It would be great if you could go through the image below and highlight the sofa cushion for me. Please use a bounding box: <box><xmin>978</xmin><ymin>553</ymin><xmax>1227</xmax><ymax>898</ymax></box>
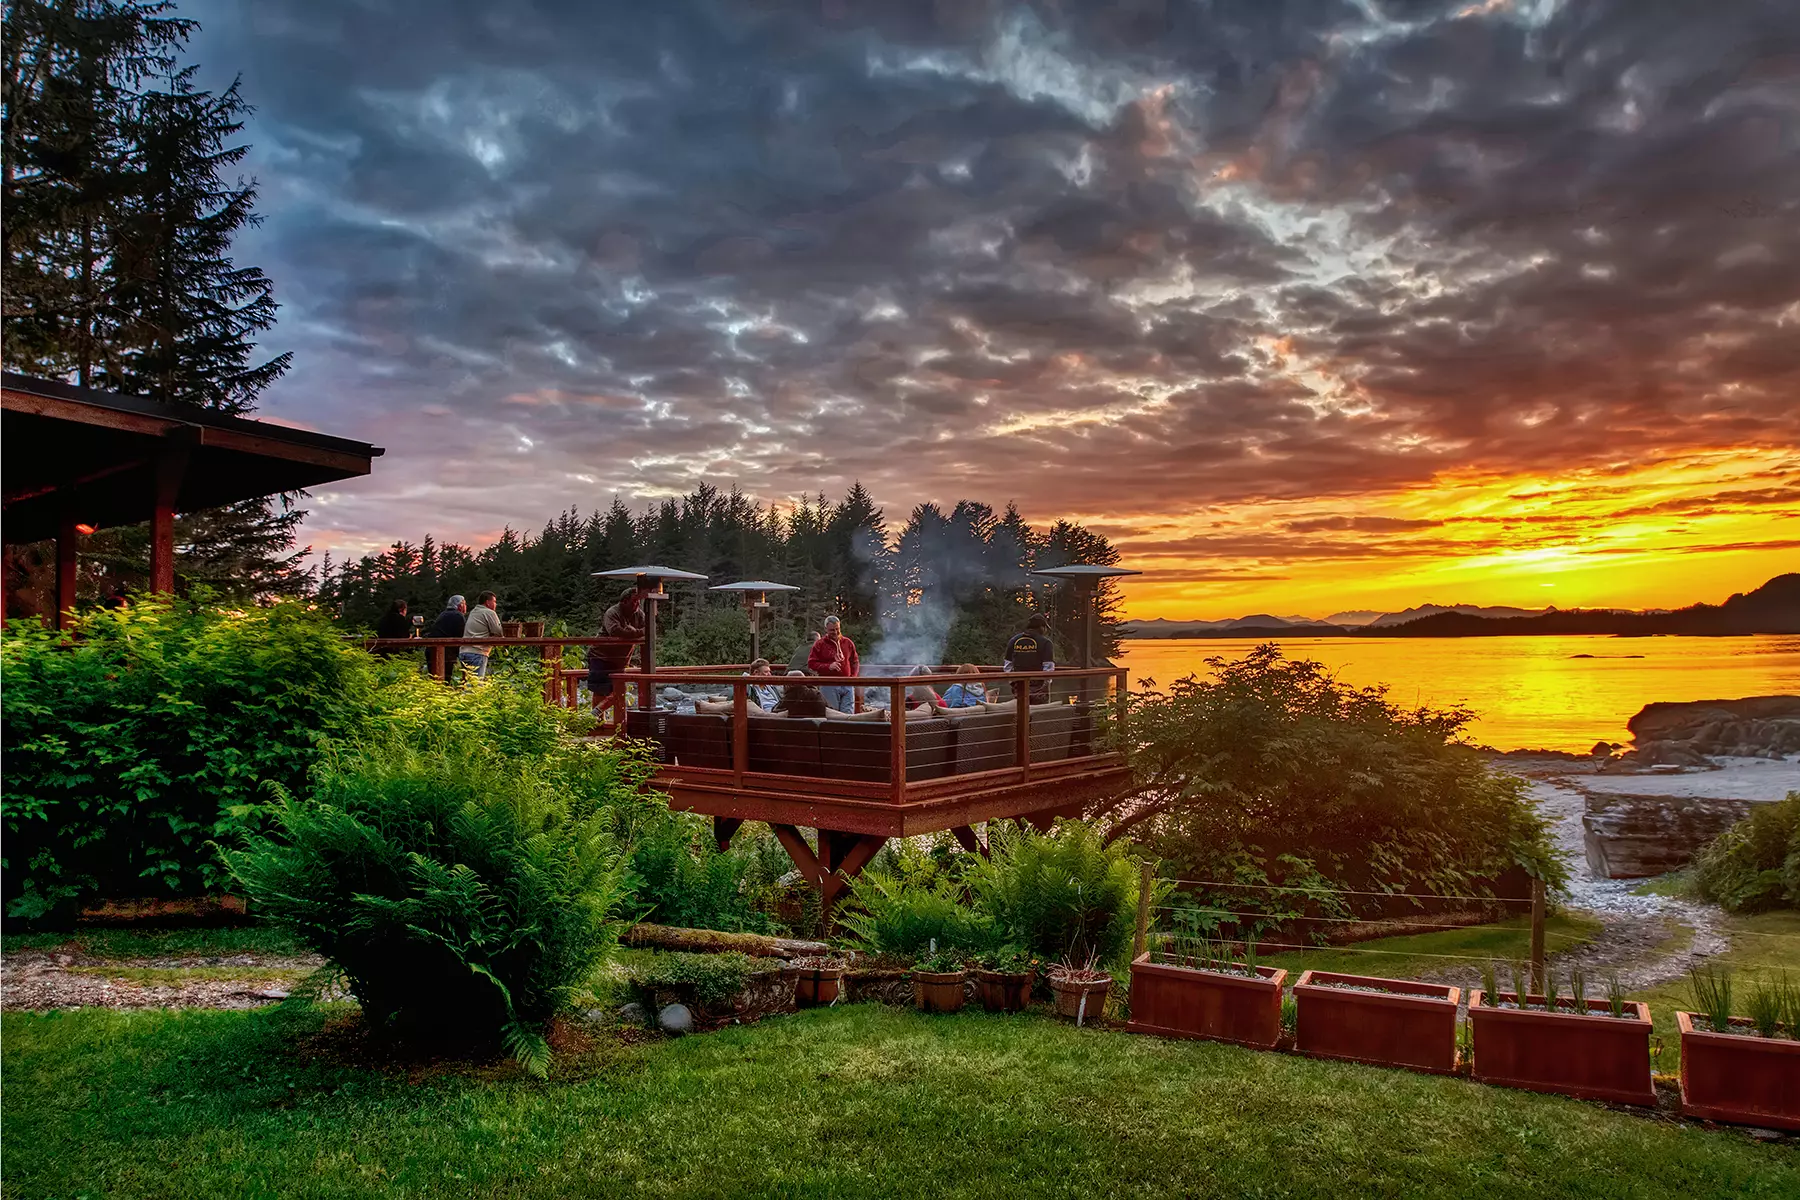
<box><xmin>748</xmin><ymin>716</ymin><xmax>824</xmax><ymax>776</ymax></box>
<box><xmin>950</xmin><ymin>710</ymin><xmax>1018</xmax><ymax>775</ymax></box>
<box><xmin>663</xmin><ymin>712</ymin><xmax>732</xmax><ymax>770</ymax></box>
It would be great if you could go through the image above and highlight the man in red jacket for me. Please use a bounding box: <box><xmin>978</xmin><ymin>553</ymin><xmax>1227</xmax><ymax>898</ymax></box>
<box><xmin>807</xmin><ymin>615</ymin><xmax>861</xmax><ymax>713</ymax></box>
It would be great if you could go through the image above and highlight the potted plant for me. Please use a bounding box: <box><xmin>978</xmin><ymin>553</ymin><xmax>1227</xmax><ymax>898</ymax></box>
<box><xmin>1292</xmin><ymin>969</ymin><xmax>1460</xmax><ymax>1074</ymax></box>
<box><xmin>1047</xmin><ymin>953</ymin><xmax>1112</xmax><ymax>1026</ymax></box>
<box><xmin>1468</xmin><ymin>965</ymin><xmax>1656</xmax><ymax>1106</ymax></box>
<box><xmin>1125</xmin><ymin>931</ymin><xmax>1285</xmax><ymax>1049</ymax></box>
<box><xmin>913</xmin><ymin>948</ymin><xmax>969</xmax><ymax>1014</ymax></box>
<box><xmin>974</xmin><ymin>946</ymin><xmax>1036</xmax><ymax>1013</ymax></box>
<box><xmin>789</xmin><ymin>955</ymin><xmax>847</xmax><ymax>1007</ymax></box>
<box><xmin>1677</xmin><ymin>966</ymin><xmax>1800</xmax><ymax>1131</ymax></box>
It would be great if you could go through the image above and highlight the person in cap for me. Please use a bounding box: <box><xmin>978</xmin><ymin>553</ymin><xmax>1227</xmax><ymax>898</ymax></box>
<box><xmin>589</xmin><ymin>584</ymin><xmax>649</xmax><ymax>713</ymax></box>
<box><xmin>1003</xmin><ymin>614</ymin><xmax>1055</xmax><ymax>704</ymax></box>
<box><xmin>425</xmin><ymin>594</ymin><xmax>468</xmax><ymax>681</ymax></box>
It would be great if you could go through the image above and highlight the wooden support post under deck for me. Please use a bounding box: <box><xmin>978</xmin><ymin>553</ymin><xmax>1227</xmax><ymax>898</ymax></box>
<box><xmin>149</xmin><ymin>446</ymin><xmax>188</xmax><ymax>595</ymax></box>
<box><xmin>55</xmin><ymin>506</ymin><xmax>79</xmax><ymax>630</ymax></box>
<box><xmin>713</xmin><ymin>816</ymin><xmax>743</xmax><ymax>853</ymax></box>
<box><xmin>733</xmin><ymin>681</ymin><xmax>748</xmax><ymax>785</ymax></box>
<box><xmin>429</xmin><ymin>645</ymin><xmax>446</xmax><ymax>681</ymax></box>
<box><xmin>949</xmin><ymin>825</ymin><xmax>989</xmax><ymax>858</ymax></box>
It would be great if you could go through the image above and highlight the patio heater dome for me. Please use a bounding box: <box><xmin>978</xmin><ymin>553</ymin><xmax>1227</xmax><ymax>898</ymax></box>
<box><xmin>711</xmin><ymin>579</ymin><xmax>800</xmax><ymax>660</ymax></box>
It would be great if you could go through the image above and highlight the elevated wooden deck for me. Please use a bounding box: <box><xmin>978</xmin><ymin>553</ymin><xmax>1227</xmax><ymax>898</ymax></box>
<box><xmin>614</xmin><ymin>666</ymin><xmax>1131</xmax><ymax>913</ymax></box>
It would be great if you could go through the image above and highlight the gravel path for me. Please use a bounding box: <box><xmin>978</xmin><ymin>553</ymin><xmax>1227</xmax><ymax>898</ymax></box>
<box><xmin>0</xmin><ymin>948</ymin><xmax>325</xmax><ymax>1012</ymax></box>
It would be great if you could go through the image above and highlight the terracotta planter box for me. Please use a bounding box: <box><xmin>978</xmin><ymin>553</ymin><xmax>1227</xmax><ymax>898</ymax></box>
<box><xmin>520</xmin><ymin>620</ymin><xmax>546</xmax><ymax>638</ymax></box>
<box><xmin>914</xmin><ymin>970</ymin><xmax>968</xmax><ymax>1014</ymax></box>
<box><xmin>975</xmin><ymin>968</ymin><xmax>1034</xmax><ymax>1013</ymax></box>
<box><xmin>501</xmin><ymin>620</ymin><xmax>525</xmax><ymax>637</ymax></box>
<box><xmin>793</xmin><ymin>967</ymin><xmax>844</xmax><ymax>1007</ymax></box>
<box><xmin>1468</xmin><ymin>991</ymin><xmax>1655</xmax><ymax>1106</ymax></box>
<box><xmin>1292</xmin><ymin>970</ymin><xmax>1459</xmax><ymax>1074</ymax></box>
<box><xmin>1125</xmin><ymin>955</ymin><xmax>1287</xmax><ymax>1049</ymax></box>
<box><xmin>1678</xmin><ymin>1012</ymin><xmax>1800</xmax><ymax>1131</ymax></box>
<box><xmin>1048</xmin><ymin>975</ymin><xmax>1112</xmax><ymax>1024</ymax></box>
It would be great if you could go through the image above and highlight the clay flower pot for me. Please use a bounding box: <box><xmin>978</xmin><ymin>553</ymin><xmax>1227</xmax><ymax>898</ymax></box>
<box><xmin>1292</xmin><ymin>970</ymin><xmax>1460</xmax><ymax>1074</ymax></box>
<box><xmin>1467</xmin><ymin>991</ymin><xmax>1655</xmax><ymax>1106</ymax></box>
<box><xmin>1048</xmin><ymin>973</ymin><xmax>1112</xmax><ymax>1025</ymax></box>
<box><xmin>501</xmin><ymin>620</ymin><xmax>525</xmax><ymax>638</ymax></box>
<box><xmin>793</xmin><ymin>965</ymin><xmax>844</xmax><ymax>1007</ymax></box>
<box><xmin>1125</xmin><ymin>954</ymin><xmax>1286</xmax><ymax>1049</ymax></box>
<box><xmin>520</xmin><ymin>620</ymin><xmax>546</xmax><ymax>638</ymax></box>
<box><xmin>914</xmin><ymin>969</ymin><xmax>968</xmax><ymax>1014</ymax></box>
<box><xmin>975</xmin><ymin>968</ymin><xmax>1035</xmax><ymax>1014</ymax></box>
<box><xmin>1677</xmin><ymin>1011</ymin><xmax>1800</xmax><ymax>1131</ymax></box>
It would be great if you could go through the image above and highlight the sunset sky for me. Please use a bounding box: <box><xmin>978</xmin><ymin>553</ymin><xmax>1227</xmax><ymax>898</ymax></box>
<box><xmin>183</xmin><ymin>0</ymin><xmax>1799</xmax><ymax>619</ymax></box>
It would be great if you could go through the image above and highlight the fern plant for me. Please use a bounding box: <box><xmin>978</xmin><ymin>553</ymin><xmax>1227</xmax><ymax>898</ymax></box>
<box><xmin>837</xmin><ymin>869</ymin><xmax>998</xmax><ymax>957</ymax></box>
<box><xmin>220</xmin><ymin>739</ymin><xmax>631</xmax><ymax>1076</ymax></box>
<box><xmin>967</xmin><ymin>820</ymin><xmax>1155</xmax><ymax>971</ymax></box>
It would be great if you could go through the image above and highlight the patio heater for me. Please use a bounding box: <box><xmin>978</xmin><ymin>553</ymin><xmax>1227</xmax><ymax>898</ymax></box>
<box><xmin>1029</xmin><ymin>564</ymin><xmax>1141</xmax><ymax>700</ymax></box>
<box><xmin>708</xmin><ymin>579</ymin><xmax>800</xmax><ymax>662</ymax></box>
<box><xmin>591</xmin><ymin>564</ymin><xmax>709</xmax><ymax>708</ymax></box>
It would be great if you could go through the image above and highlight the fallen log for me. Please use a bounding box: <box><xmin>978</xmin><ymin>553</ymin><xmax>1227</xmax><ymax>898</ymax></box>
<box><xmin>622</xmin><ymin>922</ymin><xmax>830</xmax><ymax>959</ymax></box>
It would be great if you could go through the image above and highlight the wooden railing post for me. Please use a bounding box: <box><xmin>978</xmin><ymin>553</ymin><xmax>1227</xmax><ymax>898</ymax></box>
<box><xmin>732</xmin><ymin>679</ymin><xmax>748</xmax><ymax>786</ymax></box>
<box><xmin>429</xmin><ymin>645</ymin><xmax>445</xmax><ymax>681</ymax></box>
<box><xmin>1016</xmin><ymin>674</ymin><xmax>1032</xmax><ymax>779</ymax></box>
<box><xmin>890</xmin><ymin>682</ymin><xmax>905</xmax><ymax>804</ymax></box>
<box><xmin>542</xmin><ymin>641</ymin><xmax>560</xmax><ymax>705</ymax></box>
<box><xmin>1134</xmin><ymin>860</ymin><xmax>1153</xmax><ymax>962</ymax></box>
<box><xmin>1529</xmin><ymin>876</ymin><xmax>1546</xmax><ymax>997</ymax></box>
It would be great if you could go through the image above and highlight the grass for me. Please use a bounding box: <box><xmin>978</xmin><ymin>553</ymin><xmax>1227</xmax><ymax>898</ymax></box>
<box><xmin>1629</xmin><ymin>910</ymin><xmax>1800</xmax><ymax>1073</ymax></box>
<box><xmin>66</xmin><ymin>965</ymin><xmax>307</xmax><ymax>986</ymax></box>
<box><xmin>1</xmin><ymin>925</ymin><xmax>304</xmax><ymax>960</ymax></box>
<box><xmin>4</xmin><ymin>1002</ymin><xmax>1795</xmax><ymax>1199</ymax></box>
<box><xmin>1256</xmin><ymin>914</ymin><xmax>1603</xmax><ymax>982</ymax></box>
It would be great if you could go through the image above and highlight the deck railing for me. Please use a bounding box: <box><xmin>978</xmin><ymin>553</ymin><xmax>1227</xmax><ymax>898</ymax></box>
<box><xmin>360</xmin><ymin>635</ymin><xmax>641</xmax><ymax>707</ymax></box>
<box><xmin>610</xmin><ymin>665</ymin><xmax>1129</xmax><ymax>809</ymax></box>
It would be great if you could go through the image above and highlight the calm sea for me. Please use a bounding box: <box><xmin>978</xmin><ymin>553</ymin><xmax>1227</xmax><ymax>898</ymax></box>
<box><xmin>1115</xmin><ymin>635</ymin><xmax>1800</xmax><ymax>753</ymax></box>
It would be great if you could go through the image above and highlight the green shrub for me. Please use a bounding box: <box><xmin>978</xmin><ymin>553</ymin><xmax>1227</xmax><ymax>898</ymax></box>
<box><xmin>838</xmin><ymin>869</ymin><xmax>999</xmax><ymax>957</ymax></box>
<box><xmin>620</xmin><ymin>951</ymin><xmax>763</xmax><ymax>1013</ymax></box>
<box><xmin>967</xmin><ymin>821</ymin><xmax>1150</xmax><ymax>970</ymax></box>
<box><xmin>1105</xmin><ymin>645</ymin><xmax>1564</xmax><ymax>926</ymax></box>
<box><xmin>1692</xmin><ymin>794</ymin><xmax>1800</xmax><ymax>913</ymax></box>
<box><xmin>219</xmin><ymin>742</ymin><xmax>632</xmax><ymax>1075</ymax></box>
<box><xmin>0</xmin><ymin>598</ymin><xmax>607</xmax><ymax>923</ymax></box>
<box><xmin>627</xmin><ymin>812</ymin><xmax>776</xmax><ymax>933</ymax></box>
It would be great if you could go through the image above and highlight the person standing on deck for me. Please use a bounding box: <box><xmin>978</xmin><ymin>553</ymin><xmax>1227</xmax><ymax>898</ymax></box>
<box><xmin>788</xmin><ymin>624</ymin><xmax>821</xmax><ymax>675</ymax></box>
<box><xmin>461</xmin><ymin>592</ymin><xmax>503</xmax><ymax>678</ymax></box>
<box><xmin>589</xmin><ymin>584</ymin><xmax>648</xmax><ymax>714</ymax></box>
<box><xmin>807</xmin><ymin>615</ymin><xmax>861</xmax><ymax>713</ymax></box>
<box><xmin>1004</xmin><ymin>614</ymin><xmax>1054</xmax><ymax>704</ymax></box>
<box><xmin>373</xmin><ymin>599</ymin><xmax>413</xmax><ymax>657</ymax></box>
<box><xmin>425</xmin><ymin>595</ymin><xmax>467</xmax><ymax>681</ymax></box>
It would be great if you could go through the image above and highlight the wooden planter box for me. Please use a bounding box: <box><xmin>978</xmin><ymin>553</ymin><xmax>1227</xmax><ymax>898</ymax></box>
<box><xmin>914</xmin><ymin>970</ymin><xmax>968</xmax><ymax>1014</ymax></box>
<box><xmin>975</xmin><ymin>968</ymin><xmax>1034</xmax><ymax>1013</ymax></box>
<box><xmin>1468</xmin><ymin>991</ymin><xmax>1655</xmax><ymax>1106</ymax></box>
<box><xmin>501</xmin><ymin>620</ymin><xmax>525</xmax><ymax>638</ymax></box>
<box><xmin>793</xmin><ymin>966</ymin><xmax>844</xmax><ymax>1007</ymax></box>
<box><xmin>1125</xmin><ymin>955</ymin><xmax>1287</xmax><ymax>1049</ymax></box>
<box><xmin>1678</xmin><ymin>1012</ymin><xmax>1800</xmax><ymax>1131</ymax></box>
<box><xmin>1292</xmin><ymin>970</ymin><xmax>1459</xmax><ymax>1074</ymax></box>
<box><xmin>1048</xmin><ymin>975</ymin><xmax>1112</xmax><ymax>1024</ymax></box>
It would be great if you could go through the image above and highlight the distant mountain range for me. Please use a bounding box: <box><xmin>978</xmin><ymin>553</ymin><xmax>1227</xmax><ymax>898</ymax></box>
<box><xmin>1118</xmin><ymin>574</ymin><xmax>1800</xmax><ymax>639</ymax></box>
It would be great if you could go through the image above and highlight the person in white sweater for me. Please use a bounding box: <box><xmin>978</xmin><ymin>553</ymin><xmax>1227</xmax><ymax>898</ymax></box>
<box><xmin>460</xmin><ymin>591</ymin><xmax>504</xmax><ymax>678</ymax></box>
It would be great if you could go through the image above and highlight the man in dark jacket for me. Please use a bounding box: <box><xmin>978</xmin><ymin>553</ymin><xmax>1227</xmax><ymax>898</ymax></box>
<box><xmin>1004</xmin><ymin>613</ymin><xmax>1054</xmax><ymax>703</ymax></box>
<box><xmin>373</xmin><ymin>599</ymin><xmax>413</xmax><ymax>657</ymax></box>
<box><xmin>425</xmin><ymin>595</ymin><xmax>467</xmax><ymax>681</ymax></box>
<box><xmin>589</xmin><ymin>585</ymin><xmax>648</xmax><ymax>713</ymax></box>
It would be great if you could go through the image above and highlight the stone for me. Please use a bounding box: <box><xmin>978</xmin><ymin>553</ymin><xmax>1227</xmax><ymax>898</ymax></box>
<box><xmin>1591</xmin><ymin>740</ymin><xmax>1613</xmax><ymax>757</ymax></box>
<box><xmin>657</xmin><ymin>1003</ymin><xmax>694</xmax><ymax>1034</ymax></box>
<box><xmin>616</xmin><ymin>1001</ymin><xmax>647</xmax><ymax>1024</ymax></box>
<box><xmin>1582</xmin><ymin>793</ymin><xmax>1757</xmax><ymax>878</ymax></box>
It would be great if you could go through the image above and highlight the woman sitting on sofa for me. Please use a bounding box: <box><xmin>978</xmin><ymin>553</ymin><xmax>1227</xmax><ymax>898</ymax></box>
<box><xmin>938</xmin><ymin>664</ymin><xmax>987</xmax><ymax>709</ymax></box>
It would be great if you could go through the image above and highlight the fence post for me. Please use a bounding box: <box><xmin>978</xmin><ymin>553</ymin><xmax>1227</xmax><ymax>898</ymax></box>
<box><xmin>1134</xmin><ymin>860</ymin><xmax>1153</xmax><ymax>962</ymax></box>
<box><xmin>1529</xmin><ymin>876</ymin><xmax>1546</xmax><ymax>997</ymax></box>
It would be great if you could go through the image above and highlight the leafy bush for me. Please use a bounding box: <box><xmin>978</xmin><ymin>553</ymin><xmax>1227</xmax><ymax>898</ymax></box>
<box><xmin>1104</xmin><ymin>645</ymin><xmax>1564</xmax><ymax>926</ymax></box>
<box><xmin>838</xmin><ymin>868</ymin><xmax>999</xmax><ymax>957</ymax></box>
<box><xmin>627</xmin><ymin>812</ymin><xmax>777</xmax><ymax>933</ymax></box>
<box><xmin>0</xmin><ymin>598</ymin><xmax>608</xmax><ymax>923</ymax></box>
<box><xmin>1692</xmin><ymin>794</ymin><xmax>1800</xmax><ymax>913</ymax></box>
<box><xmin>967</xmin><ymin>821</ymin><xmax>1149</xmax><ymax>969</ymax></box>
<box><xmin>620</xmin><ymin>951</ymin><xmax>763</xmax><ymax>1012</ymax></box>
<box><xmin>219</xmin><ymin>741</ymin><xmax>632</xmax><ymax>1075</ymax></box>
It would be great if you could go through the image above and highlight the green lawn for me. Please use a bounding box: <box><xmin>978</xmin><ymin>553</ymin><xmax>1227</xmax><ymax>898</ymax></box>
<box><xmin>1257</xmin><ymin>913</ymin><xmax>1603</xmax><ymax>982</ymax></box>
<box><xmin>4</xmin><ymin>1002</ymin><xmax>1794</xmax><ymax>1199</ymax></box>
<box><xmin>1</xmin><ymin>925</ymin><xmax>303</xmax><ymax>960</ymax></box>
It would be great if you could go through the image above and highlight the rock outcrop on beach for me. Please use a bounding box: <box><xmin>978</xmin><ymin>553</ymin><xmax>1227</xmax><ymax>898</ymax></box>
<box><xmin>1619</xmin><ymin>695</ymin><xmax>1800</xmax><ymax>766</ymax></box>
<box><xmin>1582</xmin><ymin>793</ymin><xmax>1758</xmax><ymax>878</ymax></box>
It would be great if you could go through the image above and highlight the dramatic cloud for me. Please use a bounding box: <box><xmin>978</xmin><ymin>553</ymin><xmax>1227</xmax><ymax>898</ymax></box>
<box><xmin>182</xmin><ymin>0</ymin><xmax>1800</xmax><ymax>615</ymax></box>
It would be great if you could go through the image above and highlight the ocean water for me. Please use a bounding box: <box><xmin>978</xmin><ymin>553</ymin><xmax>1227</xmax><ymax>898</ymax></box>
<box><xmin>1115</xmin><ymin>634</ymin><xmax>1800</xmax><ymax>753</ymax></box>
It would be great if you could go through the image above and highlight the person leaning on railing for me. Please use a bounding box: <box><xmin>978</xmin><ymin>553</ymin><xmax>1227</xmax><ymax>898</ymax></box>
<box><xmin>461</xmin><ymin>592</ymin><xmax>503</xmax><ymax>679</ymax></box>
<box><xmin>588</xmin><ymin>584</ymin><xmax>648</xmax><ymax>714</ymax></box>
